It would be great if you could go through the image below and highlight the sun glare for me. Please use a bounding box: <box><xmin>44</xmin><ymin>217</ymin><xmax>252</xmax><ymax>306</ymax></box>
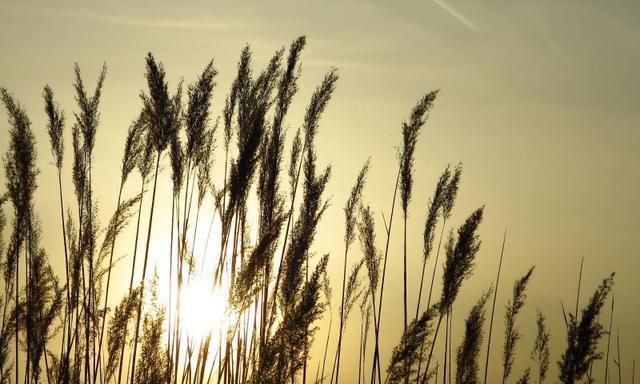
<box><xmin>179</xmin><ymin>279</ymin><xmax>228</xmax><ymax>339</ymax></box>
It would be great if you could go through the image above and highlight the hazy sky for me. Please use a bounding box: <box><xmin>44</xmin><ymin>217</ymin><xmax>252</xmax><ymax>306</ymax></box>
<box><xmin>1</xmin><ymin>1</ymin><xmax>639</xmax><ymax>382</ymax></box>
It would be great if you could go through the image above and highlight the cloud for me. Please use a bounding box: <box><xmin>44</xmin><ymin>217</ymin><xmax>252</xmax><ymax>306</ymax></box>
<box><xmin>0</xmin><ymin>2</ymin><xmax>249</xmax><ymax>31</ymax></box>
<box><xmin>433</xmin><ymin>0</ymin><xmax>479</xmax><ymax>32</ymax></box>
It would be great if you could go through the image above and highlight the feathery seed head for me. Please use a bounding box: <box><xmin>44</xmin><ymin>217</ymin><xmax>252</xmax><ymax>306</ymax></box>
<box><xmin>423</xmin><ymin>165</ymin><xmax>452</xmax><ymax>261</ymax></box>
<box><xmin>73</xmin><ymin>63</ymin><xmax>107</xmax><ymax>156</ymax></box>
<box><xmin>399</xmin><ymin>90</ymin><xmax>439</xmax><ymax>214</ymax></box>
<box><xmin>440</xmin><ymin>207</ymin><xmax>484</xmax><ymax>313</ymax></box>
<box><xmin>344</xmin><ymin>159</ymin><xmax>370</xmax><ymax>248</ymax></box>
<box><xmin>43</xmin><ymin>85</ymin><xmax>65</xmax><ymax>170</ymax></box>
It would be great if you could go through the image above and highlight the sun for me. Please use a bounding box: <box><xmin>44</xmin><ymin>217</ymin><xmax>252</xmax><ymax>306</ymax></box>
<box><xmin>179</xmin><ymin>279</ymin><xmax>228</xmax><ymax>339</ymax></box>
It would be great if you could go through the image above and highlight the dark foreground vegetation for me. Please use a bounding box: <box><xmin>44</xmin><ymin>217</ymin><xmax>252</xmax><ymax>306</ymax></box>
<box><xmin>0</xmin><ymin>37</ymin><xmax>623</xmax><ymax>384</ymax></box>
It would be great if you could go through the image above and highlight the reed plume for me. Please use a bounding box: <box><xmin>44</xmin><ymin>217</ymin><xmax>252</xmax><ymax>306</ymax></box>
<box><xmin>233</xmin><ymin>212</ymin><xmax>286</xmax><ymax>312</ymax></box>
<box><xmin>415</xmin><ymin>165</ymin><xmax>450</xmax><ymax>319</ymax></box>
<box><xmin>398</xmin><ymin>91</ymin><xmax>439</xmax><ymax>215</ymax></box>
<box><xmin>43</xmin><ymin>85</ymin><xmax>65</xmax><ymax>170</ymax></box>
<box><xmin>135</xmin><ymin>272</ymin><xmax>168</xmax><ymax>384</ymax></box>
<box><xmin>502</xmin><ymin>267</ymin><xmax>535</xmax><ymax>384</ymax></box>
<box><xmin>185</xmin><ymin>60</ymin><xmax>217</xmax><ymax>165</ymax></box>
<box><xmin>440</xmin><ymin>208</ymin><xmax>484</xmax><ymax>313</ymax></box>
<box><xmin>558</xmin><ymin>273</ymin><xmax>615</xmax><ymax>384</ymax></box>
<box><xmin>359</xmin><ymin>205</ymin><xmax>381</xmax><ymax>300</ymax></box>
<box><xmin>73</xmin><ymin>63</ymin><xmax>107</xmax><ymax>157</ymax></box>
<box><xmin>531</xmin><ymin>311</ymin><xmax>550</xmax><ymax>384</ymax></box>
<box><xmin>455</xmin><ymin>289</ymin><xmax>492</xmax><ymax>384</ymax></box>
<box><xmin>289</xmin><ymin>129</ymin><xmax>302</xmax><ymax>194</ymax></box>
<box><xmin>422</xmin><ymin>207</ymin><xmax>484</xmax><ymax>382</ymax></box>
<box><xmin>255</xmin><ymin>255</ymin><xmax>329</xmax><ymax>384</ymax></box>
<box><xmin>387</xmin><ymin>306</ymin><xmax>438</xmax><ymax>384</ymax></box>
<box><xmin>105</xmin><ymin>287</ymin><xmax>141</xmax><ymax>382</ymax></box>
<box><xmin>23</xmin><ymin>226</ymin><xmax>64</xmax><ymax>383</ymax></box>
<box><xmin>120</xmin><ymin>116</ymin><xmax>146</xmax><ymax>185</ymax></box>
<box><xmin>517</xmin><ymin>368</ymin><xmax>532</xmax><ymax>384</ymax></box>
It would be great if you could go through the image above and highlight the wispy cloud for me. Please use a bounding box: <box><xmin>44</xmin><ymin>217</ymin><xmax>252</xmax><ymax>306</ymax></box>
<box><xmin>433</xmin><ymin>0</ymin><xmax>479</xmax><ymax>32</ymax></box>
<box><xmin>0</xmin><ymin>2</ymin><xmax>249</xmax><ymax>31</ymax></box>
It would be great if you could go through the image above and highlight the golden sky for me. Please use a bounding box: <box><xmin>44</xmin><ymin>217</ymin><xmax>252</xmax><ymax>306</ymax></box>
<box><xmin>1</xmin><ymin>1</ymin><xmax>639</xmax><ymax>382</ymax></box>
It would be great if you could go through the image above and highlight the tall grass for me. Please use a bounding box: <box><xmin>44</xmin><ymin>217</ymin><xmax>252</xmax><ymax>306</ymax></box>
<box><xmin>0</xmin><ymin>37</ymin><xmax>628</xmax><ymax>384</ymax></box>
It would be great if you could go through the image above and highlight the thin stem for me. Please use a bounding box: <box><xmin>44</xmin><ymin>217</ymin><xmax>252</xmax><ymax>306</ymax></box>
<box><xmin>130</xmin><ymin>153</ymin><xmax>161</xmax><ymax>383</ymax></box>
<box><xmin>483</xmin><ymin>230</ymin><xmax>507</xmax><ymax>384</ymax></box>
<box><xmin>616</xmin><ymin>329</ymin><xmax>622</xmax><ymax>384</ymax></box>
<box><xmin>604</xmin><ymin>296</ymin><xmax>615</xmax><ymax>384</ymax></box>
<box><xmin>94</xmin><ymin>179</ymin><xmax>125</xmax><ymax>380</ymax></box>
<box><xmin>333</xmin><ymin>246</ymin><xmax>350</xmax><ymax>384</ymax></box>
<box><xmin>358</xmin><ymin>319</ymin><xmax>364</xmax><ymax>384</ymax></box>
<box><xmin>420</xmin><ymin>312</ymin><xmax>444</xmax><ymax>384</ymax></box>
<box><xmin>575</xmin><ymin>257</ymin><xmax>584</xmax><ymax>322</ymax></box>
<box><xmin>415</xmin><ymin>220</ymin><xmax>447</xmax><ymax>384</ymax></box>
<box><xmin>448</xmin><ymin>307</ymin><xmax>453</xmax><ymax>384</ymax></box>
<box><xmin>371</xmin><ymin>167</ymin><xmax>401</xmax><ymax>384</ymax></box>
<box><xmin>319</xmin><ymin>317</ymin><xmax>332</xmax><ymax>383</ymax></box>
<box><xmin>116</xmin><ymin>179</ymin><xmax>146</xmax><ymax>384</ymax></box>
<box><xmin>403</xmin><ymin>212</ymin><xmax>408</xmax><ymax>384</ymax></box>
<box><xmin>443</xmin><ymin>310</ymin><xmax>449</xmax><ymax>384</ymax></box>
<box><xmin>56</xmin><ymin>170</ymin><xmax>72</xmax><ymax>358</ymax></box>
<box><xmin>168</xmin><ymin>196</ymin><xmax>176</xmax><ymax>383</ymax></box>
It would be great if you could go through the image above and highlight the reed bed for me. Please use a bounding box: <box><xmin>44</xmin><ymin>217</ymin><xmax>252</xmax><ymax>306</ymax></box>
<box><xmin>0</xmin><ymin>37</ymin><xmax>627</xmax><ymax>384</ymax></box>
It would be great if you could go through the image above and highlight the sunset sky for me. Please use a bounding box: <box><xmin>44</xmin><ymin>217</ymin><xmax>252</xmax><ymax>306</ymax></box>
<box><xmin>1</xmin><ymin>1</ymin><xmax>639</xmax><ymax>382</ymax></box>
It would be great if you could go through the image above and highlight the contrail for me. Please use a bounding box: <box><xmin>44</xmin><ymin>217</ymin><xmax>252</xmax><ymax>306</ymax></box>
<box><xmin>433</xmin><ymin>0</ymin><xmax>479</xmax><ymax>31</ymax></box>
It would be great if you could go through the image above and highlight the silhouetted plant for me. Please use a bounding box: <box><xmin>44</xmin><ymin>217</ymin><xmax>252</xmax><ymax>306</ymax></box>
<box><xmin>23</xmin><ymin>226</ymin><xmax>64</xmax><ymax>383</ymax></box>
<box><xmin>387</xmin><ymin>306</ymin><xmax>437</xmax><ymax>384</ymax></box>
<box><xmin>255</xmin><ymin>37</ymin><xmax>304</xmax><ymax>347</ymax></box>
<box><xmin>415</xmin><ymin>164</ymin><xmax>463</xmax><ymax>384</ymax></box>
<box><xmin>130</xmin><ymin>52</ymin><xmax>183</xmax><ymax>382</ymax></box>
<box><xmin>422</xmin><ymin>207</ymin><xmax>484</xmax><ymax>382</ymax></box>
<box><xmin>399</xmin><ymin>91</ymin><xmax>438</xmax><ymax>335</ymax></box>
<box><xmin>456</xmin><ymin>289</ymin><xmax>492</xmax><ymax>384</ymax></box>
<box><xmin>277</xmin><ymin>69</ymin><xmax>336</xmax><ymax>318</ymax></box>
<box><xmin>105</xmin><ymin>287</ymin><xmax>141</xmax><ymax>382</ymax></box>
<box><xmin>1</xmin><ymin>87</ymin><xmax>38</xmax><ymax>384</ymax></box>
<box><xmin>558</xmin><ymin>273</ymin><xmax>615</xmax><ymax>384</ymax></box>
<box><xmin>531</xmin><ymin>311</ymin><xmax>551</xmax><ymax>384</ymax></box>
<box><xmin>135</xmin><ymin>272</ymin><xmax>168</xmax><ymax>384</ymax></box>
<box><xmin>415</xmin><ymin>165</ymin><xmax>450</xmax><ymax>319</ymax></box>
<box><xmin>334</xmin><ymin>160</ymin><xmax>369</xmax><ymax>384</ymax></box>
<box><xmin>502</xmin><ymin>267</ymin><xmax>535</xmax><ymax>384</ymax></box>
<box><xmin>254</xmin><ymin>255</ymin><xmax>329</xmax><ymax>384</ymax></box>
<box><xmin>516</xmin><ymin>368</ymin><xmax>532</xmax><ymax>384</ymax></box>
<box><xmin>0</xmin><ymin>199</ymin><xmax>15</xmax><ymax>384</ymax></box>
